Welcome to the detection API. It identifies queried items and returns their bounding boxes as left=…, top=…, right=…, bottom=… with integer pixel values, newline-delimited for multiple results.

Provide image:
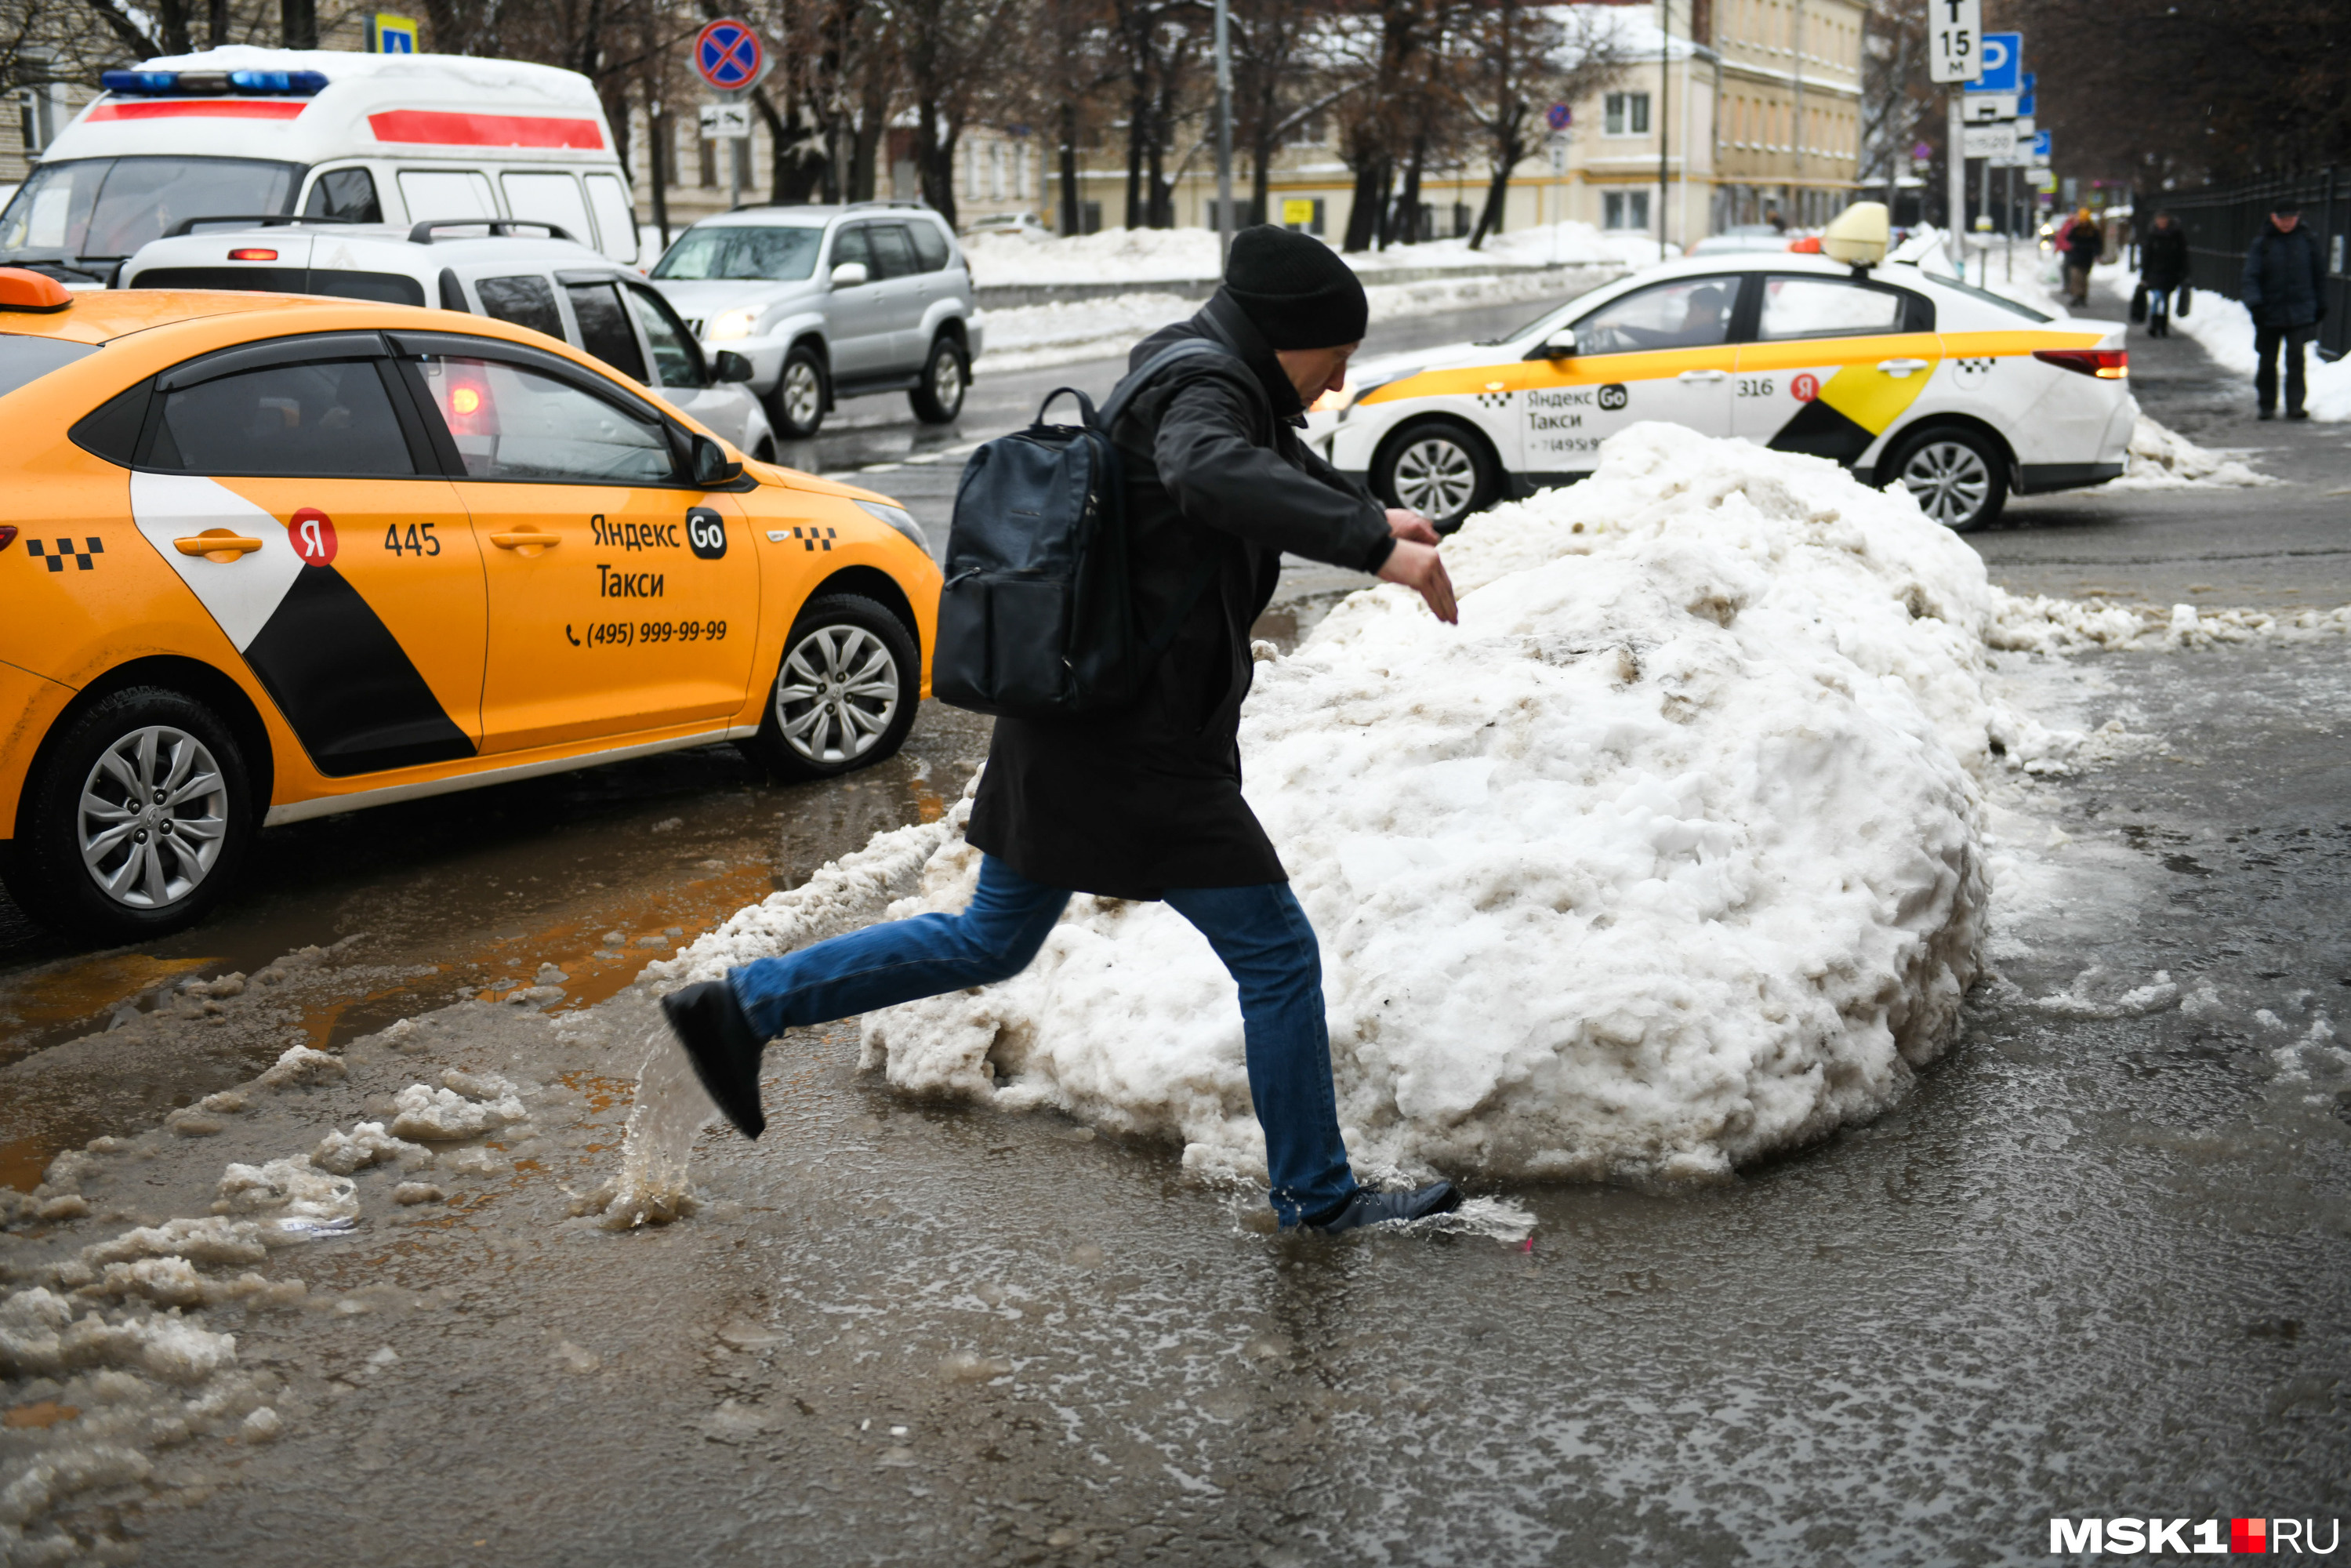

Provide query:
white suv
left=118, top=219, right=778, bottom=458
left=648, top=201, right=982, bottom=441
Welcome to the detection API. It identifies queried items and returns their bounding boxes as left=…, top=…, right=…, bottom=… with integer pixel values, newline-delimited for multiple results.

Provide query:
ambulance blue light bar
left=100, top=68, right=329, bottom=96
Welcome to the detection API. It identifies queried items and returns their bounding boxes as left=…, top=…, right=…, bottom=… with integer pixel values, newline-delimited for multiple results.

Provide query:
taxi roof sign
left=0, top=267, right=73, bottom=312
left=1819, top=202, right=1891, bottom=270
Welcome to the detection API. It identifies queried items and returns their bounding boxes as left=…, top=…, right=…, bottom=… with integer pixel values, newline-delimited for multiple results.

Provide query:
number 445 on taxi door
left=384, top=522, right=442, bottom=557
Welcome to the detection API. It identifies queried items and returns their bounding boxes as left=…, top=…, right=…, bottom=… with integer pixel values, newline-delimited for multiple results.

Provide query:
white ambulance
left=0, top=45, right=638, bottom=287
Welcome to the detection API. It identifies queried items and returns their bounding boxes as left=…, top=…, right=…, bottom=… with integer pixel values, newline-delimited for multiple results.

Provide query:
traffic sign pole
left=693, top=19, right=767, bottom=210
left=1928, top=0, right=1983, bottom=252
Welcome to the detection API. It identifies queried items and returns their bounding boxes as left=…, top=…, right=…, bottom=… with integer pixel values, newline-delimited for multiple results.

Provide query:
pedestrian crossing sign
left=368, top=12, right=419, bottom=52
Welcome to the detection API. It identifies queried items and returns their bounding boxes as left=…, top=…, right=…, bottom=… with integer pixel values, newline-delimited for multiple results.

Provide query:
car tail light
left=0, top=526, right=17, bottom=552
left=227, top=248, right=279, bottom=262
left=2034, top=347, right=2128, bottom=379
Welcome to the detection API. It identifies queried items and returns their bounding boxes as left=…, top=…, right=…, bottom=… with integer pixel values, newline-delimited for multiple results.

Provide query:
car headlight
left=1320, top=365, right=1420, bottom=422
left=853, top=499, right=928, bottom=554
left=706, top=307, right=761, bottom=343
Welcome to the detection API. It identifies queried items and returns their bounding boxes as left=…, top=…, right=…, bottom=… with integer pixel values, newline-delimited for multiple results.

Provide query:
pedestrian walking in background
left=2139, top=212, right=2190, bottom=338
left=2060, top=208, right=2102, bottom=307
left=660, top=226, right=1467, bottom=1235
left=2240, top=200, right=2327, bottom=420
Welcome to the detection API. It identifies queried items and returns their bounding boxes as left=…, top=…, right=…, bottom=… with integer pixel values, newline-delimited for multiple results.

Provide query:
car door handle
left=174, top=530, right=264, bottom=561
left=1676, top=368, right=1729, bottom=382
left=489, top=532, right=562, bottom=550
left=1878, top=358, right=1931, bottom=376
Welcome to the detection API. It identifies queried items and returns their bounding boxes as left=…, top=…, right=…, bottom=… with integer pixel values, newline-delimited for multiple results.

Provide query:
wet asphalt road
left=2, top=284, right=2348, bottom=1565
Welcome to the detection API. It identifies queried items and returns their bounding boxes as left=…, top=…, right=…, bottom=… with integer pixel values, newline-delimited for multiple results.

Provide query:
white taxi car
left=1315, top=206, right=2133, bottom=532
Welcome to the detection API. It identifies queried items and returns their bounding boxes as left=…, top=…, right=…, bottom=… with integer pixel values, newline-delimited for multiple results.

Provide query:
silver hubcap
left=782, top=361, right=822, bottom=430
left=774, top=625, right=900, bottom=765
left=1392, top=436, right=1478, bottom=520
left=1900, top=440, right=1991, bottom=527
left=931, top=347, right=961, bottom=410
left=78, top=724, right=228, bottom=909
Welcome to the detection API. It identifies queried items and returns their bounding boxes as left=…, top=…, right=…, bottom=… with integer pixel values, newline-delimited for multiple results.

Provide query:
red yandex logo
left=2048, top=1516, right=2337, bottom=1555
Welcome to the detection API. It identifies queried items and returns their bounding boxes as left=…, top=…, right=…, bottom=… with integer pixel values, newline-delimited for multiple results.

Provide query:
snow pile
left=2109, top=415, right=2273, bottom=489
left=861, top=423, right=2001, bottom=1184
left=1988, top=592, right=2351, bottom=654
left=311, top=1120, right=428, bottom=1175
left=212, top=1157, right=357, bottom=1233
left=386, top=1073, right=526, bottom=1140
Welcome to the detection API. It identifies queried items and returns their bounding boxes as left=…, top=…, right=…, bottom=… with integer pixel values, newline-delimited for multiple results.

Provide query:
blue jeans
left=726, top=854, right=1358, bottom=1226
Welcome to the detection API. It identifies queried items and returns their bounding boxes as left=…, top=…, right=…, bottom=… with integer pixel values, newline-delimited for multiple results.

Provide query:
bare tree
left=1454, top=0, right=1620, bottom=248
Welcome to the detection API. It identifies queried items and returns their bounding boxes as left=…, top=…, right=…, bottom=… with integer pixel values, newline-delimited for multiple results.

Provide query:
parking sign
left=1966, top=31, right=2021, bottom=94
left=1928, top=0, right=1983, bottom=82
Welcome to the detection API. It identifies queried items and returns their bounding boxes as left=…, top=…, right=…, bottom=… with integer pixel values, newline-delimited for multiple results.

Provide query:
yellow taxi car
left=0, top=267, right=940, bottom=941
left=1313, top=205, right=2134, bottom=533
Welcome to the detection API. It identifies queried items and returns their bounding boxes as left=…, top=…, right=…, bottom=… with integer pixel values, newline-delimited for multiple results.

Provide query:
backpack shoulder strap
left=1095, top=337, right=1235, bottom=431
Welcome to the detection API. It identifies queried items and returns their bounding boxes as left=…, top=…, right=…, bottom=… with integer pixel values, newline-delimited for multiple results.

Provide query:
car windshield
left=0, top=157, right=301, bottom=277
left=651, top=225, right=824, bottom=282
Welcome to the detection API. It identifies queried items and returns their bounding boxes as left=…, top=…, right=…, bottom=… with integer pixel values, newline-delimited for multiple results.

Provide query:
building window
left=1604, top=93, right=1651, bottom=136
left=1603, top=191, right=1651, bottom=231
left=1284, top=112, right=1326, bottom=147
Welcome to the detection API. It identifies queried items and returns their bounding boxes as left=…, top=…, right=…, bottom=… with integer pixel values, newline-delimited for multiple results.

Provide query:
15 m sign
left=1929, top=0, right=1982, bottom=82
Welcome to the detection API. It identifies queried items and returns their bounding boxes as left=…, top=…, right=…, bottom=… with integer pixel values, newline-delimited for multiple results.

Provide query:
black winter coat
left=2063, top=219, right=2103, bottom=266
left=2241, top=223, right=2326, bottom=328
left=964, top=291, right=1396, bottom=898
left=2140, top=223, right=2189, bottom=290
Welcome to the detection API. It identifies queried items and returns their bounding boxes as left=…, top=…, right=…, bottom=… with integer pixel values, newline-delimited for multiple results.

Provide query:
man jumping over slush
left=659, top=225, right=1464, bottom=1234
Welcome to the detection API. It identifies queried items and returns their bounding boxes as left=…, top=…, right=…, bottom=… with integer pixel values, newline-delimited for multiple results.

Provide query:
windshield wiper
left=5, top=257, right=109, bottom=283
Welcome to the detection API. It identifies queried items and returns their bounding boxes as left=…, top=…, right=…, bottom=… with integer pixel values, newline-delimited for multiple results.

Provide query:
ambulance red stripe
left=88, top=100, right=307, bottom=122
left=367, top=111, right=604, bottom=149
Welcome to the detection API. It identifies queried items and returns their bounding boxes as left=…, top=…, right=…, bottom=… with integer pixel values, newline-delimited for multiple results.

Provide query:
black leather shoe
left=1302, top=1180, right=1462, bottom=1234
left=659, top=981, right=767, bottom=1139
left=2287, top=409, right=2310, bottom=420
left=2258, top=408, right=2276, bottom=420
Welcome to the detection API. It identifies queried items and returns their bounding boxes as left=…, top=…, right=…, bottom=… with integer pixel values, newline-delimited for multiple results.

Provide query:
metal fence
left=2150, top=168, right=2348, bottom=360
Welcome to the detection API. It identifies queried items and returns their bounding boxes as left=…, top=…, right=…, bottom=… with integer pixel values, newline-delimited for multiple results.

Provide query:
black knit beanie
left=1222, top=224, right=1368, bottom=350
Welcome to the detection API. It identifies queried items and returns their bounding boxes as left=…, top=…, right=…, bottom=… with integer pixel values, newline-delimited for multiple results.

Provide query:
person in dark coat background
left=2060, top=208, right=2103, bottom=307
left=2240, top=201, right=2327, bottom=419
left=2139, top=212, right=2189, bottom=337
left=660, top=226, right=1467, bottom=1235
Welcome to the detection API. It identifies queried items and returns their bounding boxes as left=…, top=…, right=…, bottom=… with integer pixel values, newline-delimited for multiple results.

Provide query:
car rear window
left=477, top=274, right=565, bottom=340
left=151, top=359, right=415, bottom=477
left=0, top=334, right=98, bottom=399
left=564, top=281, right=649, bottom=382
left=907, top=220, right=950, bottom=272
left=130, top=266, right=425, bottom=307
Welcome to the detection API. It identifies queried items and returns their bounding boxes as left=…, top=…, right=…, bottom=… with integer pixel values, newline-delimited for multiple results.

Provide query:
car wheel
left=766, top=346, right=827, bottom=440
left=1, top=686, right=253, bottom=941
left=1373, top=419, right=1497, bottom=532
left=909, top=335, right=967, bottom=424
left=737, top=594, right=920, bottom=782
left=753, top=436, right=777, bottom=463
left=1886, top=426, right=2008, bottom=531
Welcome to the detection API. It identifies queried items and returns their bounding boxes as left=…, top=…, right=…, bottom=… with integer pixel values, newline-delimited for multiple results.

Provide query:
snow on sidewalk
left=859, top=424, right=2014, bottom=1186
left=976, top=267, right=1618, bottom=374
left=960, top=220, right=1656, bottom=289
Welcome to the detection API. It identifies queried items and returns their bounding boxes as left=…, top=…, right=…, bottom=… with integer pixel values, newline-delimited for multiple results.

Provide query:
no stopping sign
left=694, top=19, right=765, bottom=91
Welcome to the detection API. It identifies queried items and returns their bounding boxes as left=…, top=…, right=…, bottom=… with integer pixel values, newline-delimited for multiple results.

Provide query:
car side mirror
left=712, top=350, right=754, bottom=383
left=830, top=261, right=869, bottom=287
left=1540, top=329, right=1578, bottom=360
left=691, top=432, right=743, bottom=486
